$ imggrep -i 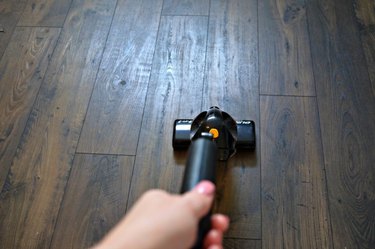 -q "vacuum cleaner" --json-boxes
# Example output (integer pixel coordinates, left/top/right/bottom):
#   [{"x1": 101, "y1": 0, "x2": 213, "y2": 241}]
[{"x1": 172, "y1": 106, "x2": 256, "y2": 249}]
